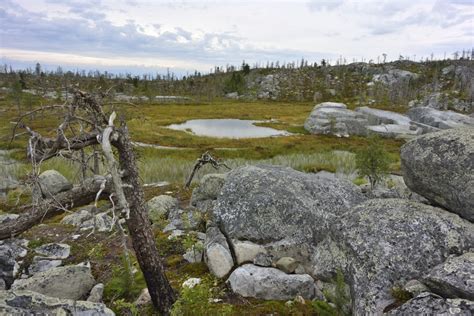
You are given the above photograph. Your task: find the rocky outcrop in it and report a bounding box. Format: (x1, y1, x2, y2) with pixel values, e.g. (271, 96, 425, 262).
(387, 292, 473, 315)
(372, 69, 419, 86)
(227, 264, 316, 300)
(213, 164, 365, 267)
(38, 170, 72, 198)
(147, 195, 178, 222)
(411, 92, 474, 113)
(401, 128, 474, 221)
(190, 173, 227, 213)
(407, 107, 474, 130)
(0, 290, 114, 315)
(423, 252, 474, 300)
(11, 265, 95, 300)
(311, 199, 474, 315)
(304, 102, 369, 137)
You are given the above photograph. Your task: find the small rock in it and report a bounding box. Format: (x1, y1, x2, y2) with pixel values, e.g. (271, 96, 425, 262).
(294, 295, 306, 304)
(87, 283, 104, 303)
(182, 278, 201, 289)
(294, 264, 306, 274)
(404, 280, 429, 297)
(168, 230, 185, 239)
(135, 288, 151, 306)
(34, 243, 70, 259)
(0, 213, 19, 224)
(205, 225, 234, 278)
(276, 257, 299, 274)
(183, 243, 204, 263)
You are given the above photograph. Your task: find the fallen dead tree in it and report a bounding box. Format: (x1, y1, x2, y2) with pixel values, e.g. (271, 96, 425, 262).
(5, 89, 176, 315)
(0, 175, 111, 239)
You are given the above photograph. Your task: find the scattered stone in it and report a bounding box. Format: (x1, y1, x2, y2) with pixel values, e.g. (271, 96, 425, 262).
(204, 225, 234, 278)
(182, 278, 201, 289)
(28, 259, 62, 275)
(135, 288, 151, 306)
(275, 257, 299, 274)
(147, 195, 178, 221)
(227, 264, 316, 300)
(34, 243, 70, 260)
(87, 283, 104, 303)
(0, 239, 28, 287)
(183, 243, 204, 263)
(0, 290, 114, 315)
(38, 170, 72, 197)
(233, 240, 266, 265)
(401, 128, 474, 221)
(386, 292, 474, 315)
(423, 252, 474, 300)
(11, 265, 96, 300)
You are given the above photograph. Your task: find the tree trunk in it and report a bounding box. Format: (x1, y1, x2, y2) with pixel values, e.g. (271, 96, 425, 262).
(0, 176, 111, 240)
(116, 123, 176, 315)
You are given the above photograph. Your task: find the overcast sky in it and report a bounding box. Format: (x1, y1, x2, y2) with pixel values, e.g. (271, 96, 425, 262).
(1, 0, 473, 75)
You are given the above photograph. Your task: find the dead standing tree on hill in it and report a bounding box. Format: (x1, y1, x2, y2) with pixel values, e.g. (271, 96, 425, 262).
(2, 90, 176, 314)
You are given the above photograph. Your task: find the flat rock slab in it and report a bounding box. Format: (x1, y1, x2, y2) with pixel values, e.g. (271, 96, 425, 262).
(34, 243, 70, 259)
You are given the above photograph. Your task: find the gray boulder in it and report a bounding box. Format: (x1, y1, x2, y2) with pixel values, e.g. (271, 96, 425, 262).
(407, 107, 474, 130)
(87, 283, 104, 303)
(365, 124, 421, 139)
(275, 257, 299, 274)
(204, 225, 234, 278)
(11, 265, 95, 300)
(304, 102, 369, 137)
(311, 199, 474, 315)
(34, 243, 70, 260)
(401, 128, 474, 221)
(38, 170, 72, 197)
(423, 252, 474, 300)
(167, 208, 202, 231)
(0, 213, 19, 224)
(227, 264, 316, 300)
(190, 173, 227, 213)
(387, 292, 474, 315)
(355, 106, 411, 125)
(213, 164, 365, 267)
(0, 239, 28, 287)
(147, 195, 178, 222)
(28, 259, 62, 275)
(0, 290, 114, 315)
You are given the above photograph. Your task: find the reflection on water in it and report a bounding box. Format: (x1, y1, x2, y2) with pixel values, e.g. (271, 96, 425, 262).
(168, 119, 291, 138)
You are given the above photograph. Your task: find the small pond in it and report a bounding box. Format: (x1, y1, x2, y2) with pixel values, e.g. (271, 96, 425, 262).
(167, 119, 290, 138)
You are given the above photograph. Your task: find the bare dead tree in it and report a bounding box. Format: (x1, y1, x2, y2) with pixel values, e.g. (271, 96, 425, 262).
(3, 90, 176, 314)
(185, 151, 230, 188)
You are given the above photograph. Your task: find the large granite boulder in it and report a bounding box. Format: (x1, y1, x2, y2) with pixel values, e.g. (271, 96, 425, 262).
(407, 107, 474, 130)
(387, 292, 473, 315)
(423, 252, 474, 300)
(401, 128, 474, 221)
(38, 170, 72, 197)
(0, 290, 114, 315)
(227, 264, 316, 300)
(213, 164, 365, 266)
(304, 102, 369, 137)
(11, 265, 95, 300)
(311, 199, 474, 315)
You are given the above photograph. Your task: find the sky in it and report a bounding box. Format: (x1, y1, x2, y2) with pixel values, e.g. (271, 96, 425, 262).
(1, 0, 473, 76)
